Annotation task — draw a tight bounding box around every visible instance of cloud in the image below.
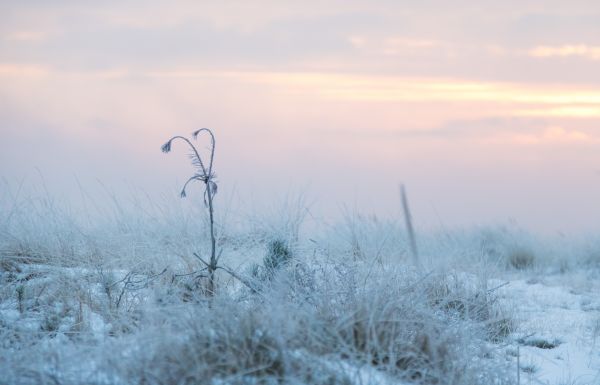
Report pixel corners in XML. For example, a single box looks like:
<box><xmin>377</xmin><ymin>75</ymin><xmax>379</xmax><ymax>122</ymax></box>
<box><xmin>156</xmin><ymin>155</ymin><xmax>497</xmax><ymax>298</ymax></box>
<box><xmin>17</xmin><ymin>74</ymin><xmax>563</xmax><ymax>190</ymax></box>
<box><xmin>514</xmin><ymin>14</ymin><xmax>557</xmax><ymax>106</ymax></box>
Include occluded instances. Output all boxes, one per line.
<box><xmin>349</xmin><ymin>35</ymin><xmax>442</xmax><ymax>56</ymax></box>
<box><xmin>414</xmin><ymin>119</ymin><xmax>598</xmax><ymax>147</ymax></box>
<box><xmin>516</xmin><ymin>106</ymin><xmax>600</xmax><ymax>118</ymax></box>
<box><xmin>217</xmin><ymin>71</ymin><xmax>600</xmax><ymax>117</ymax></box>
<box><xmin>1</xmin><ymin>1</ymin><xmax>600</xmax><ymax>84</ymax></box>
<box><xmin>511</xmin><ymin>126</ymin><xmax>594</xmax><ymax>145</ymax></box>
<box><xmin>312</xmin><ymin>116</ymin><xmax>599</xmax><ymax>148</ymax></box>
<box><xmin>2</xmin><ymin>30</ymin><xmax>49</xmax><ymax>42</ymax></box>
<box><xmin>529</xmin><ymin>44</ymin><xmax>600</xmax><ymax>60</ymax></box>
<box><xmin>0</xmin><ymin>63</ymin><xmax>49</xmax><ymax>76</ymax></box>
<box><xmin>4</xmin><ymin>63</ymin><xmax>599</xmax><ymax>122</ymax></box>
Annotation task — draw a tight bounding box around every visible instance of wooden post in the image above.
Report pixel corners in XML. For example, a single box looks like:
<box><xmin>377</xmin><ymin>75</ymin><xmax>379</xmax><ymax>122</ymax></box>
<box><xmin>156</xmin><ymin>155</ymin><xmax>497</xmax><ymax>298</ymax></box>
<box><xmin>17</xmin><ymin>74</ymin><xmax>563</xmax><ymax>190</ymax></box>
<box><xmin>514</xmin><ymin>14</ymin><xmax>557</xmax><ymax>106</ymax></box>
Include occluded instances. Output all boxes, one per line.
<box><xmin>400</xmin><ymin>184</ymin><xmax>420</xmax><ymax>268</ymax></box>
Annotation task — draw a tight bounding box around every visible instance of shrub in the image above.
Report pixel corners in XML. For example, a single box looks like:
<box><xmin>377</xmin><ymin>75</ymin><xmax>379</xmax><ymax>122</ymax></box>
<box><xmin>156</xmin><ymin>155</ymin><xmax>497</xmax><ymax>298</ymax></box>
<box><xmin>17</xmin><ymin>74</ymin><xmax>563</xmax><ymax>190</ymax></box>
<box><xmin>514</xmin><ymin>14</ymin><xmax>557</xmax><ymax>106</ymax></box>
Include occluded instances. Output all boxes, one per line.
<box><xmin>250</xmin><ymin>239</ymin><xmax>293</xmax><ymax>284</ymax></box>
<box><xmin>264</xmin><ymin>239</ymin><xmax>292</xmax><ymax>275</ymax></box>
<box><xmin>508</xmin><ymin>249</ymin><xmax>535</xmax><ymax>270</ymax></box>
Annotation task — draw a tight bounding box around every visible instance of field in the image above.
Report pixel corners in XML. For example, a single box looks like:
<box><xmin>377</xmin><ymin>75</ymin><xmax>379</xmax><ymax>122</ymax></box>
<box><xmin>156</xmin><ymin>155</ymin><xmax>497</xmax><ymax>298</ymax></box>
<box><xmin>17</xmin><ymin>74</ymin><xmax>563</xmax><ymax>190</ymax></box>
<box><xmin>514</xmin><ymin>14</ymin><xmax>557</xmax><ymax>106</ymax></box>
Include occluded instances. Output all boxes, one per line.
<box><xmin>1</xmin><ymin>181</ymin><xmax>599</xmax><ymax>385</ymax></box>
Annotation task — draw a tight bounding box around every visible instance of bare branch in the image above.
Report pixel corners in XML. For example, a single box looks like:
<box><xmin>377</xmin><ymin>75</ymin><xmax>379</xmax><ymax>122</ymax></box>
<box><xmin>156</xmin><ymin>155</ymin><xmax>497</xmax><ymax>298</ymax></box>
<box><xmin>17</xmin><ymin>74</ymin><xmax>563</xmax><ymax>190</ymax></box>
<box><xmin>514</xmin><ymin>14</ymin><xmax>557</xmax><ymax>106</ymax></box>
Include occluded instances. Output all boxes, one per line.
<box><xmin>180</xmin><ymin>175</ymin><xmax>203</xmax><ymax>198</ymax></box>
<box><xmin>215</xmin><ymin>247</ymin><xmax>224</xmax><ymax>264</ymax></box>
<box><xmin>216</xmin><ymin>265</ymin><xmax>260</xmax><ymax>293</ymax></box>
<box><xmin>193</xmin><ymin>252</ymin><xmax>210</xmax><ymax>268</ymax></box>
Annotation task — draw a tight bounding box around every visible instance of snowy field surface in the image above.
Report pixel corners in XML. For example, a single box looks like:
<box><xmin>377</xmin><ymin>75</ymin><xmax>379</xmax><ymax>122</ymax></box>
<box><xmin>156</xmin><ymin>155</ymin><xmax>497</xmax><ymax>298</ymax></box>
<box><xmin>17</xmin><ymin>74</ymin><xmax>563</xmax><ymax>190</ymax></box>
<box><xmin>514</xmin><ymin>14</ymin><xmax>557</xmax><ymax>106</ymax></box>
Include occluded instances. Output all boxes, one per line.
<box><xmin>1</xmin><ymin>188</ymin><xmax>599</xmax><ymax>384</ymax></box>
<box><xmin>501</xmin><ymin>273</ymin><xmax>600</xmax><ymax>384</ymax></box>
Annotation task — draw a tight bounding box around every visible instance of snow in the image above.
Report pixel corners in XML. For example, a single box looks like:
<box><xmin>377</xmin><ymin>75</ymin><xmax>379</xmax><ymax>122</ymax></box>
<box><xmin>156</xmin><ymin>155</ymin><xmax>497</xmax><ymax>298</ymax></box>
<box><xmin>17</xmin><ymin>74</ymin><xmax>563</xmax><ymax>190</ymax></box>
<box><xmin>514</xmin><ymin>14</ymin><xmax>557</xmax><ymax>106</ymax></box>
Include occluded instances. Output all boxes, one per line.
<box><xmin>499</xmin><ymin>272</ymin><xmax>600</xmax><ymax>384</ymax></box>
<box><xmin>2</xmin><ymin>194</ymin><xmax>600</xmax><ymax>384</ymax></box>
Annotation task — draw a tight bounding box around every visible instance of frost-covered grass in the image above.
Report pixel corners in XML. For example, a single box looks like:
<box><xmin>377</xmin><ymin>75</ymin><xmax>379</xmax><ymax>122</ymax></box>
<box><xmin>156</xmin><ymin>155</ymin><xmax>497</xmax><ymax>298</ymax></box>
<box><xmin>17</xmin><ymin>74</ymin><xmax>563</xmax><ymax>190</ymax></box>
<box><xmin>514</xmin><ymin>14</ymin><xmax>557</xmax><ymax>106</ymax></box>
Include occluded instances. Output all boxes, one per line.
<box><xmin>1</xmin><ymin>183</ymin><xmax>600</xmax><ymax>384</ymax></box>
<box><xmin>0</xmin><ymin>259</ymin><xmax>515</xmax><ymax>385</ymax></box>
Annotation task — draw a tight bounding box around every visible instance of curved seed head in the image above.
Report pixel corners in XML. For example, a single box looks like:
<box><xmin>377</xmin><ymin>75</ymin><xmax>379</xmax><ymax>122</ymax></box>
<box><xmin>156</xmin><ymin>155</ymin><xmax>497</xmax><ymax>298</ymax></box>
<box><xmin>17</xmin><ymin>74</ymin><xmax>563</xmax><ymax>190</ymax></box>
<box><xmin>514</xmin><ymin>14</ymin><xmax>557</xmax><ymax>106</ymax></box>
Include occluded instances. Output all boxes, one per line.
<box><xmin>161</xmin><ymin>140</ymin><xmax>172</xmax><ymax>153</ymax></box>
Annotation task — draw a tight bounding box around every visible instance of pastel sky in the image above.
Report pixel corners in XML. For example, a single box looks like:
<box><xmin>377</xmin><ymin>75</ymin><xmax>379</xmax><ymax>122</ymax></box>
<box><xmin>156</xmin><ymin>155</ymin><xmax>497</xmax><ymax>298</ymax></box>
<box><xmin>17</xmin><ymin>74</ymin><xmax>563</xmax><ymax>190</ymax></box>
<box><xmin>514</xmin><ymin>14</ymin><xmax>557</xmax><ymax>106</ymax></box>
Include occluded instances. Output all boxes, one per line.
<box><xmin>2</xmin><ymin>1</ymin><xmax>600</xmax><ymax>233</ymax></box>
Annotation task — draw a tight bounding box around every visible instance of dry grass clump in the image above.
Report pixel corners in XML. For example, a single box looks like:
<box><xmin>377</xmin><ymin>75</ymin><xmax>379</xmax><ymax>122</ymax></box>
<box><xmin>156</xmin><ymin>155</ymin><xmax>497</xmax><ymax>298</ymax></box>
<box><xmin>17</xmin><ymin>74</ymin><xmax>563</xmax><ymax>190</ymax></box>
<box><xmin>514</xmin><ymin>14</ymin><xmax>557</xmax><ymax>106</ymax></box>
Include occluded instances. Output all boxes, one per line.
<box><xmin>478</xmin><ymin>226</ymin><xmax>538</xmax><ymax>270</ymax></box>
<box><xmin>424</xmin><ymin>275</ymin><xmax>514</xmax><ymax>343</ymax></box>
<box><xmin>0</xmin><ymin>257</ymin><xmax>516</xmax><ymax>385</ymax></box>
<box><xmin>96</xmin><ymin>262</ymin><xmax>514</xmax><ymax>385</ymax></box>
<box><xmin>0</xmin><ymin>178</ymin><xmax>520</xmax><ymax>385</ymax></box>
<box><xmin>0</xmin><ymin>258</ymin><xmax>160</xmax><ymax>353</ymax></box>
<box><xmin>506</xmin><ymin>249</ymin><xmax>535</xmax><ymax>270</ymax></box>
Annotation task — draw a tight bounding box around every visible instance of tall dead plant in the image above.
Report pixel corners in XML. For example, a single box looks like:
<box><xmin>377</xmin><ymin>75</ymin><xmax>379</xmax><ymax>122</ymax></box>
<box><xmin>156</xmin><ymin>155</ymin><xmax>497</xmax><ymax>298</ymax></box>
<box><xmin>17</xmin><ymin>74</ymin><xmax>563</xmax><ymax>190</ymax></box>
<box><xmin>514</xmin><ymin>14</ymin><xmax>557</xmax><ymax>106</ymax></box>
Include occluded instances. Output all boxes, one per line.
<box><xmin>161</xmin><ymin>128</ymin><xmax>220</xmax><ymax>294</ymax></box>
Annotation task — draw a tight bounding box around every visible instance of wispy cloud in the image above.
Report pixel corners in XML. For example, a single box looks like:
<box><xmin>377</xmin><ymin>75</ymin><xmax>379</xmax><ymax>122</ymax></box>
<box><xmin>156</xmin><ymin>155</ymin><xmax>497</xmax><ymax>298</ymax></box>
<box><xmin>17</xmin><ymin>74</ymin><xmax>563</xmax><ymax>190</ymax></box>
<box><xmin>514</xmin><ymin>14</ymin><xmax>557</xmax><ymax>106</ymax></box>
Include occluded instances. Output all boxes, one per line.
<box><xmin>516</xmin><ymin>106</ymin><xmax>600</xmax><ymax>118</ymax></box>
<box><xmin>348</xmin><ymin>35</ymin><xmax>442</xmax><ymax>56</ymax></box>
<box><xmin>0</xmin><ymin>63</ymin><xmax>49</xmax><ymax>76</ymax></box>
<box><xmin>3</xmin><ymin>30</ymin><xmax>49</xmax><ymax>42</ymax></box>
<box><xmin>2</xmin><ymin>2</ymin><xmax>600</xmax><ymax>84</ymax></box>
<box><xmin>511</xmin><ymin>126</ymin><xmax>593</xmax><ymax>145</ymax></box>
<box><xmin>406</xmin><ymin>119</ymin><xmax>598</xmax><ymax>145</ymax></box>
<box><xmin>4</xmin><ymin>64</ymin><xmax>599</xmax><ymax>120</ymax></box>
<box><xmin>529</xmin><ymin>44</ymin><xmax>600</xmax><ymax>60</ymax></box>
<box><xmin>212</xmin><ymin>71</ymin><xmax>600</xmax><ymax>119</ymax></box>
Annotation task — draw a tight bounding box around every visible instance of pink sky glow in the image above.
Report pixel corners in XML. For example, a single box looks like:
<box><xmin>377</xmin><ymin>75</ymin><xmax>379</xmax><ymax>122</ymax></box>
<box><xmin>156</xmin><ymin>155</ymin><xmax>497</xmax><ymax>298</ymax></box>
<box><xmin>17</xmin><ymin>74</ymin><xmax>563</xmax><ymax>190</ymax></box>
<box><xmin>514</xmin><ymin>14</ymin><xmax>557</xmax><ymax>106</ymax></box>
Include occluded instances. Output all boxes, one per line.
<box><xmin>1</xmin><ymin>1</ymin><xmax>600</xmax><ymax>233</ymax></box>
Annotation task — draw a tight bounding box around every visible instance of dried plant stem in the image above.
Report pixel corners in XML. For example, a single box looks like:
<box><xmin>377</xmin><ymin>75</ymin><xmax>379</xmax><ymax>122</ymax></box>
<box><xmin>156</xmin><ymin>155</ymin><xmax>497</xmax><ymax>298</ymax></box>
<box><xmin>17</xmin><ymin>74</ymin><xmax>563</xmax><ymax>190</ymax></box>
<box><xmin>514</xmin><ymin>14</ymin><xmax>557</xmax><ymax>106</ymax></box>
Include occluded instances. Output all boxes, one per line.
<box><xmin>400</xmin><ymin>184</ymin><xmax>420</xmax><ymax>269</ymax></box>
<box><xmin>206</xmin><ymin>180</ymin><xmax>217</xmax><ymax>295</ymax></box>
<box><xmin>162</xmin><ymin>128</ymin><xmax>220</xmax><ymax>295</ymax></box>
<box><xmin>517</xmin><ymin>345</ymin><xmax>520</xmax><ymax>385</ymax></box>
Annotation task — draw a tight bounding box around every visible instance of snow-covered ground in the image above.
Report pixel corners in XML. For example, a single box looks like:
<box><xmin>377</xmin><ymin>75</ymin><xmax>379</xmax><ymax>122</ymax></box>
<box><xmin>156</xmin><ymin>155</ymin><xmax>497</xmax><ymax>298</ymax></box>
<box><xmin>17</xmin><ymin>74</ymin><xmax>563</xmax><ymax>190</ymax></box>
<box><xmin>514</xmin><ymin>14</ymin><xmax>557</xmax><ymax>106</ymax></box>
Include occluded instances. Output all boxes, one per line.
<box><xmin>2</xmin><ymin>256</ymin><xmax>599</xmax><ymax>384</ymax></box>
<box><xmin>1</xmin><ymin>188</ymin><xmax>599</xmax><ymax>384</ymax></box>
<box><xmin>500</xmin><ymin>271</ymin><xmax>600</xmax><ymax>385</ymax></box>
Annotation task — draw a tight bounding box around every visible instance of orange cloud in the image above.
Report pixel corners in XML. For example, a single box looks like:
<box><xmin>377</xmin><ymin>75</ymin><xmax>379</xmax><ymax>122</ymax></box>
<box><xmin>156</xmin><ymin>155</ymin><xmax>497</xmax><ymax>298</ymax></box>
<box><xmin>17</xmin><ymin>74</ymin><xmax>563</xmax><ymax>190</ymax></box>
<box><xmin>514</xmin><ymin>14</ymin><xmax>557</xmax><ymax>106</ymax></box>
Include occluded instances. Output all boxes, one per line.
<box><xmin>228</xmin><ymin>72</ymin><xmax>600</xmax><ymax>116</ymax></box>
<box><xmin>516</xmin><ymin>106</ymin><xmax>600</xmax><ymax>118</ymax></box>
<box><xmin>4</xmin><ymin>65</ymin><xmax>600</xmax><ymax>120</ymax></box>
<box><xmin>112</xmin><ymin>69</ymin><xmax>600</xmax><ymax>120</ymax></box>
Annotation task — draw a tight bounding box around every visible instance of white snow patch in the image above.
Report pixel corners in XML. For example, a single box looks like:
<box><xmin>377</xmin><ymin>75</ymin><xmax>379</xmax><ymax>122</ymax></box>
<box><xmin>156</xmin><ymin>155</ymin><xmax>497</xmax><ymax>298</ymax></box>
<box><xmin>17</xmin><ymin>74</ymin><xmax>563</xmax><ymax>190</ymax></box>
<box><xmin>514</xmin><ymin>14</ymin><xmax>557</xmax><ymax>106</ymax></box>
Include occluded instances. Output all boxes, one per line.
<box><xmin>500</xmin><ymin>272</ymin><xmax>600</xmax><ymax>384</ymax></box>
